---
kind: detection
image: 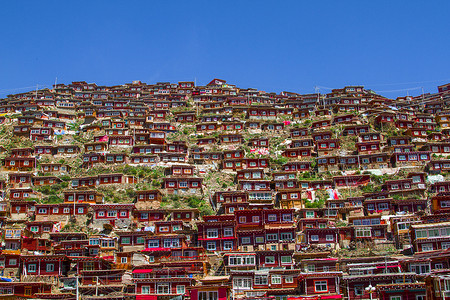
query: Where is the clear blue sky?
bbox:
[1,1,449,98]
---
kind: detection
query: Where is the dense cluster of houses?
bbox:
[0,79,450,299]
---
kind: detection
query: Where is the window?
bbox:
[285,276,294,283]
[207,242,216,251]
[326,235,334,241]
[199,292,218,300]
[148,240,159,248]
[239,216,246,223]
[233,278,252,289]
[271,275,281,284]
[422,243,433,251]
[77,208,84,214]
[176,285,185,295]
[46,263,54,272]
[315,281,328,292]
[241,237,251,244]
[281,256,292,264]
[28,264,37,273]
[390,297,402,300]
[265,256,275,264]
[252,216,260,223]
[281,232,292,240]
[311,235,319,241]
[354,285,364,296]
[282,214,292,222]
[356,227,371,238]
[306,211,315,218]
[254,275,268,285]
[121,257,128,263]
[157,283,170,294]
[416,230,427,238]
[224,228,233,237]
[267,233,278,241]
[224,241,233,250]
[121,237,131,245]
[207,229,218,238]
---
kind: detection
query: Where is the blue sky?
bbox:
[1,1,449,98]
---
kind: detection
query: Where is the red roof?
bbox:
[133,268,153,273]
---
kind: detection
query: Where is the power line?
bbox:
[0,84,51,94]
[373,86,422,93]
[363,77,450,87]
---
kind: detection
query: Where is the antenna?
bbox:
[55,77,58,88]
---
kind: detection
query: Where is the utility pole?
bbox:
[76,275,79,300]
[422,87,425,108]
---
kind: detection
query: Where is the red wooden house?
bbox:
[39,163,71,173]
[63,189,103,203]
[134,209,166,224]
[10,147,34,157]
[30,127,53,141]
[355,141,381,154]
[109,135,133,146]
[303,228,339,247]
[4,156,35,170]
[376,282,426,300]
[169,208,199,222]
[282,147,313,159]
[166,164,195,176]
[333,174,370,188]
[34,145,55,155]
[315,139,339,155]
[9,188,35,200]
[55,145,80,155]
[219,134,243,144]
[391,151,431,167]
[342,124,370,136]
[197,215,237,252]
[163,177,203,194]
[166,141,188,153]
[136,190,163,203]
[236,169,264,180]
[105,152,127,164]
[34,203,90,222]
[243,158,269,169]
[410,222,450,253]
[349,215,388,241]
[133,144,165,154]
[290,127,309,138]
[248,137,269,148]
[91,203,135,229]
[364,198,392,214]
[21,255,71,278]
[0,282,52,299]
[97,173,124,185]
[133,268,196,300]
